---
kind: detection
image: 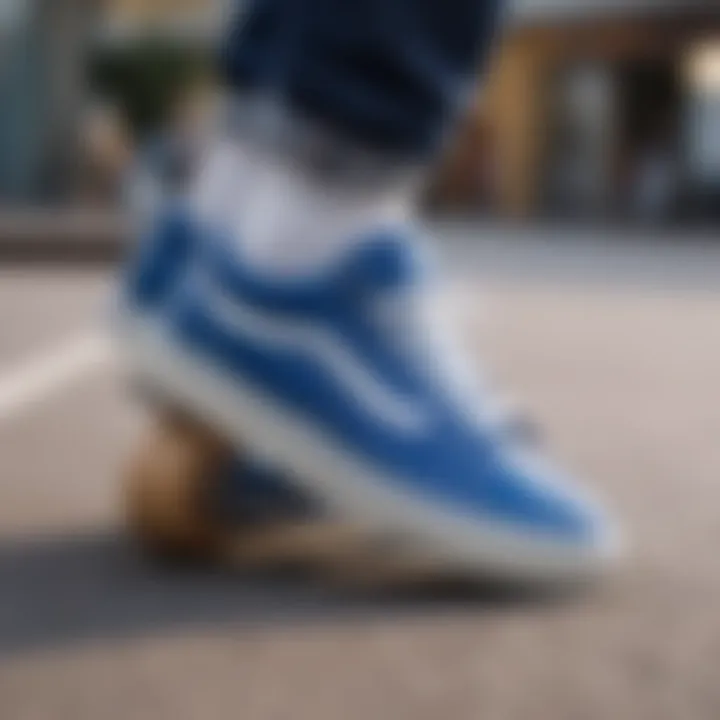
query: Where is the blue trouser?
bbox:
[220,0,503,160]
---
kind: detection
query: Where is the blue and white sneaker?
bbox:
[124,223,623,581]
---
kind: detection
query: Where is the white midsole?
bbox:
[117,316,621,581]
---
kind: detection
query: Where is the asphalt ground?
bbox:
[1,227,720,720]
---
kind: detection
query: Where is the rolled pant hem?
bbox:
[222,93,428,190]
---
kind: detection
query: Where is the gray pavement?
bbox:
[1,229,720,719]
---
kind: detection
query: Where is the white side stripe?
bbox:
[202,285,431,434]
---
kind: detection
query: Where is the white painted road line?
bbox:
[0,334,111,423]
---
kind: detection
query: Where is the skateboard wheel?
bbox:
[124,412,233,562]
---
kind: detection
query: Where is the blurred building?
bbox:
[0,0,218,204]
[4,0,720,223]
[0,0,99,202]
[437,0,720,220]
[102,0,228,43]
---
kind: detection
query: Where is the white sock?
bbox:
[190,138,415,277]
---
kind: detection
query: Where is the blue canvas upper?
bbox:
[138,211,607,547]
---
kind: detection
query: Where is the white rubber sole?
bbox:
[119,319,623,583]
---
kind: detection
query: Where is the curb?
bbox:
[0,210,129,263]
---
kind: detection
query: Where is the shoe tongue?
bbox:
[341,229,432,293]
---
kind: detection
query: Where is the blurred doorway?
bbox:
[616,59,683,222]
[683,41,720,219]
[542,62,616,219]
